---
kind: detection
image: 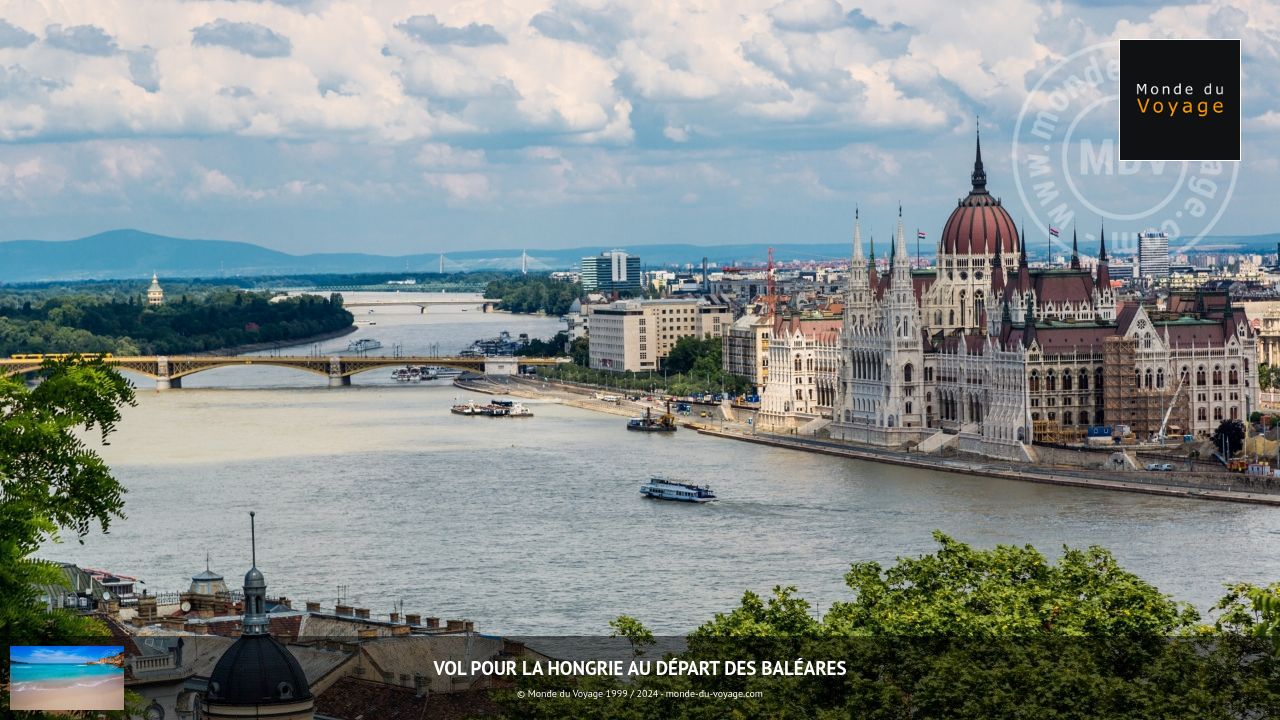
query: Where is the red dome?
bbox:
[941,194,1019,256]
[940,127,1019,257]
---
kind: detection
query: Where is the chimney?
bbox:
[305,601,320,613]
[464,621,475,632]
[389,612,400,623]
[335,604,353,617]
[425,617,440,629]
[354,608,371,619]
[446,619,465,632]
[405,613,421,626]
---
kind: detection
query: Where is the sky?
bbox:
[0,0,1277,256]
[10,645,122,664]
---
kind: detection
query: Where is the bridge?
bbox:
[0,355,563,389]
[340,297,499,313]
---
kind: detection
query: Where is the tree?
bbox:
[499,534,1280,719]
[569,336,590,367]
[1212,418,1246,457]
[609,615,655,658]
[1,358,136,645]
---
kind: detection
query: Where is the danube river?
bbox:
[48,295,1280,634]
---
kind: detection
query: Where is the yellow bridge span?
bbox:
[0,355,563,388]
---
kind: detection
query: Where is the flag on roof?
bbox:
[1049,227,1061,237]
[916,230,927,239]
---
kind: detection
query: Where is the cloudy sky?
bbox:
[0,0,1276,255]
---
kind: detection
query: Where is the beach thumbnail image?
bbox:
[9,645,125,711]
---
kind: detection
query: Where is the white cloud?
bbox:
[422,171,493,204]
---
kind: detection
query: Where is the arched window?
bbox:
[1079,370,1089,390]
[1197,366,1206,385]
[1229,366,1238,384]
[935,311,942,325]
[904,364,914,383]
[1063,373,1073,391]
[1145,368,1153,389]
[1046,371,1056,392]
[1064,411,1073,426]
[949,310,955,325]
[1156,368,1165,389]
[794,357,802,371]
[1214,406,1223,421]
[1198,407,1207,421]
[1030,372,1040,393]
[1213,366,1223,385]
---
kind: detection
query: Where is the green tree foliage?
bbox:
[1,358,135,645]
[0,289,352,356]
[536,332,752,396]
[1212,419,1246,457]
[515,332,570,357]
[485,276,582,316]
[569,336,589,367]
[500,533,1279,719]
[1261,363,1274,391]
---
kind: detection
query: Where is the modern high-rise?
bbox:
[1138,231,1170,278]
[581,250,642,296]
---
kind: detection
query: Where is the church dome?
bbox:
[207,634,311,705]
[940,130,1019,257]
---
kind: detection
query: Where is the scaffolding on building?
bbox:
[1102,336,1190,440]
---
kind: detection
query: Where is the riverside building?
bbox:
[588,298,731,372]
[763,130,1258,458]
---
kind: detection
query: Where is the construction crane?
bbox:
[1154,372,1187,443]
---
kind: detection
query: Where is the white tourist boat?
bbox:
[639,477,716,503]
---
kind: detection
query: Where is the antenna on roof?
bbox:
[249,511,257,568]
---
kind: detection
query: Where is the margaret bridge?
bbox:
[0,355,564,389]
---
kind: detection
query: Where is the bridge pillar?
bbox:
[328,357,350,387]
[484,358,518,376]
[154,357,180,390]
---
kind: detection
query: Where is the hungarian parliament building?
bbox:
[757,133,1258,460]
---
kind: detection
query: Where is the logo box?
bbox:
[1119,39,1240,161]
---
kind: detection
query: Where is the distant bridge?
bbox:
[0,355,562,389]
[340,297,499,313]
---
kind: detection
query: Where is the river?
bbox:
[45,293,1280,634]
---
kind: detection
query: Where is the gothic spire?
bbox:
[852,207,863,262]
[1096,220,1111,289]
[991,233,1005,292]
[971,117,987,194]
[1070,225,1081,269]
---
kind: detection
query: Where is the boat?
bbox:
[488,399,533,417]
[347,338,383,352]
[462,330,523,356]
[627,403,677,432]
[451,401,483,415]
[640,477,716,503]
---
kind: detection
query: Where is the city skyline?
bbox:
[0,1,1276,254]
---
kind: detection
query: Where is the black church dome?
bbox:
[207,633,311,705]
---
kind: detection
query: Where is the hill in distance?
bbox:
[2,228,1278,283]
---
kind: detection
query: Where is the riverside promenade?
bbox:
[478,375,1280,506]
[693,425,1280,507]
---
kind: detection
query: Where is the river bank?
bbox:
[199,323,357,356]
[485,375,1280,507]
